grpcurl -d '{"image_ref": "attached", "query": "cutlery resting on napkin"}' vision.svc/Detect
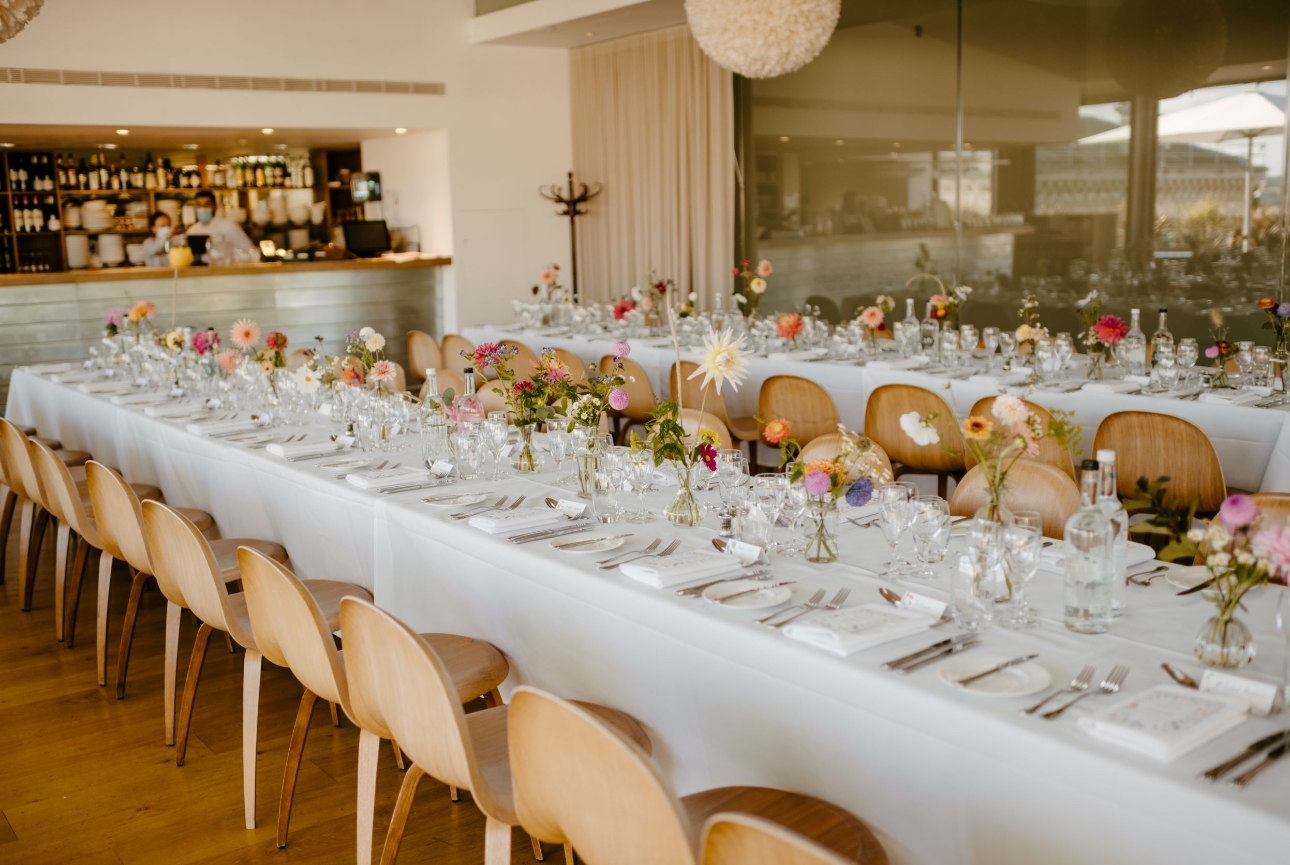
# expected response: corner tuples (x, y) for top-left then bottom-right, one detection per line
(346, 467), (431, 491)
(266, 440), (342, 459)
(619, 550), (743, 589)
(467, 509), (564, 535)
(781, 604), (932, 657)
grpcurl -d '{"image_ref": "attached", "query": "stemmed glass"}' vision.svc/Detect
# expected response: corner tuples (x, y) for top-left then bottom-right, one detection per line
(1177, 337), (1198, 387)
(548, 426), (572, 485)
(998, 331), (1017, 370)
(910, 495), (951, 579)
(1055, 333), (1074, 379)
(1236, 341), (1256, 385)
(456, 430), (484, 480)
(877, 483), (914, 577)
(716, 448), (745, 509)
(483, 411), (510, 479)
(959, 325), (978, 360)
(628, 447), (655, 522)
(780, 480), (809, 556)
(999, 524), (1042, 629)
(982, 326), (1000, 370)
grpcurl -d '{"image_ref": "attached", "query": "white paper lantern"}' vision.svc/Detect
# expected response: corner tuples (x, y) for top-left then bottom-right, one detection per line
(685, 0), (841, 79)
(0, 0), (43, 45)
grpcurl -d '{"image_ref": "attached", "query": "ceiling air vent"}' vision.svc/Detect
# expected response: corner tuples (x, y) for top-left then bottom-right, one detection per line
(0, 68), (445, 96)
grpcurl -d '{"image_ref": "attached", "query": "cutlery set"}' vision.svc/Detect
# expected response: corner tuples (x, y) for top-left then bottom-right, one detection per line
(881, 634), (980, 673)
(1201, 729), (1290, 786)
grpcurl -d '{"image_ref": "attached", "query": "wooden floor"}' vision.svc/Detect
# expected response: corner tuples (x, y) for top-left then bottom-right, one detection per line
(0, 531), (552, 864)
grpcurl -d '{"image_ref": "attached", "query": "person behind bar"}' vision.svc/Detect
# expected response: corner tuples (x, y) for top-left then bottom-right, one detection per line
(183, 189), (255, 256)
(140, 211), (174, 267)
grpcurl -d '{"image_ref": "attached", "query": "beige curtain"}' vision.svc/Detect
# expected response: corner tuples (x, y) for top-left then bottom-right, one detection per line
(571, 25), (735, 309)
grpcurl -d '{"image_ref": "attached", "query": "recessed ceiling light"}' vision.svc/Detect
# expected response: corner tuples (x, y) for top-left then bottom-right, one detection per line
(182, 143), (199, 150)
(779, 136), (790, 143)
(98, 143), (118, 149)
(0, 143), (13, 148)
(834, 139), (844, 146)
(585, 31), (595, 37)
(395, 127), (407, 134)
(262, 128), (274, 135)
(1263, 65), (1273, 70)
(116, 129), (129, 136)
(274, 143), (288, 150)
(892, 142), (901, 148)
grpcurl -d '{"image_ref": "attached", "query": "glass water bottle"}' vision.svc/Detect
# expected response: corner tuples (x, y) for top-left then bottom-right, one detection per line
(1064, 459), (1113, 634)
(1151, 308), (1173, 369)
(1096, 449), (1128, 618)
(1121, 308), (1147, 376)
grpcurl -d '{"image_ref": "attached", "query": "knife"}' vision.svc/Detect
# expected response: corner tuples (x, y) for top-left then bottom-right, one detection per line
(1176, 576), (1216, 596)
(379, 481), (449, 495)
(880, 634), (973, 670)
(510, 523), (592, 544)
(552, 533), (634, 550)
(896, 638), (981, 673)
(1201, 729), (1290, 781)
(676, 570), (772, 596)
(712, 581), (794, 604)
(1230, 739), (1290, 788)
(952, 654), (1039, 687)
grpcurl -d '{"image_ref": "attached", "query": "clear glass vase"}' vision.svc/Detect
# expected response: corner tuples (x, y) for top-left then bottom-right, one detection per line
(574, 424), (600, 499)
(1195, 612), (1256, 668)
(1087, 350), (1104, 380)
(511, 422), (538, 472)
(974, 496), (1011, 602)
(665, 461), (702, 527)
(804, 497), (840, 563)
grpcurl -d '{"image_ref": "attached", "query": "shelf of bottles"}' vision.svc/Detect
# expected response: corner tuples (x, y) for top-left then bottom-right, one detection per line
(1, 147), (347, 275)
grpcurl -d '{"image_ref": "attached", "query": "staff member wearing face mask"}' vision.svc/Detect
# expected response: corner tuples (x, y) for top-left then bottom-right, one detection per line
(184, 189), (255, 253)
(140, 211), (175, 267)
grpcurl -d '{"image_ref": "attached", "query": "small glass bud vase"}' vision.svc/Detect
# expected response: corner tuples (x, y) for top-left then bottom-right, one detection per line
(665, 461), (702, 527)
(511, 421), (538, 473)
(804, 497), (840, 563)
(1195, 613), (1256, 669)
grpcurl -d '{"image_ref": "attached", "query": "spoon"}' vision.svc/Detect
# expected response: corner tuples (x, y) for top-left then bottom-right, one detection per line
(1161, 662), (1200, 689)
(879, 586), (952, 628)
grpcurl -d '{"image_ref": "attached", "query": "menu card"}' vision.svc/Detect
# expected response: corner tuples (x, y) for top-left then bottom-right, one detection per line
(468, 509), (564, 535)
(345, 467), (430, 490)
(782, 604), (931, 657)
(619, 550), (743, 589)
(1077, 684), (1250, 762)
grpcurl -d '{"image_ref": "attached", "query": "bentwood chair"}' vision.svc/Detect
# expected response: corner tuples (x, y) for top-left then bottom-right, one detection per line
(864, 385), (966, 499)
(554, 347), (589, 382)
(509, 686), (887, 865)
(702, 812), (857, 865)
(406, 331), (441, 385)
(680, 409), (733, 450)
(141, 501), (359, 830)
(1093, 411), (1230, 514)
(237, 548), (511, 855)
(669, 361), (760, 448)
(966, 396), (1075, 479)
(0, 419), (90, 600)
(804, 295), (842, 325)
(1252, 492), (1290, 528)
(758, 376), (841, 449)
(286, 348), (312, 370)
(339, 596), (652, 865)
(948, 461), (1080, 539)
(478, 380), (511, 417)
(500, 340), (539, 374)
(441, 334), (475, 371)
(0, 421), (51, 586)
(601, 355), (656, 443)
(799, 435), (894, 484)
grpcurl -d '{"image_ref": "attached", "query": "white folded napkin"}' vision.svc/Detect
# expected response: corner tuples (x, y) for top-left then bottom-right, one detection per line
(146, 403), (203, 418)
(186, 419), (262, 436)
(619, 549), (744, 589)
(1040, 540), (1156, 573)
(968, 371), (1030, 386)
(23, 362), (72, 375)
(864, 356), (931, 371)
(782, 604), (931, 657)
(49, 370), (104, 384)
(766, 349), (829, 362)
(1078, 685), (1250, 762)
(1080, 381), (1141, 394)
(77, 381), (135, 395)
(467, 509), (564, 535)
(110, 392), (169, 406)
(266, 440), (342, 459)
(345, 466), (431, 490)
(1198, 390), (1264, 407)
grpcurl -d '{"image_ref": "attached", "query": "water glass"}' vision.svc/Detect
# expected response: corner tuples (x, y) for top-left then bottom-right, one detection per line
(999, 525), (1041, 629)
(592, 455), (622, 523)
(998, 331), (1017, 370)
(753, 473), (788, 550)
(1055, 332), (1074, 378)
(1236, 341), (1256, 383)
(952, 520), (1000, 631)
(548, 425), (572, 484)
(456, 431), (484, 480)
(1154, 342), (1179, 389)
(939, 331), (960, 368)
(877, 483), (914, 576)
(484, 412), (510, 479)
(910, 497), (951, 579)
(628, 448), (655, 522)
(959, 325), (978, 358)
(1177, 337), (1199, 386)
(780, 480), (810, 555)
(1252, 346), (1273, 389)
(738, 499), (775, 549)
(982, 326), (1000, 369)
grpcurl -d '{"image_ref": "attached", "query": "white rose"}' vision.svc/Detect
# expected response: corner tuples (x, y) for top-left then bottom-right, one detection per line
(365, 333), (386, 352)
(899, 411), (939, 447)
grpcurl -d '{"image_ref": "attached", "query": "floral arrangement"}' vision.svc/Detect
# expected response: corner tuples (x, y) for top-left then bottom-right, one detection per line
(776, 312), (804, 347)
(567, 349), (631, 429)
(733, 259), (772, 312)
(612, 297), (636, 321)
(127, 301), (157, 326)
(779, 423), (892, 503)
(217, 348), (242, 376)
(1076, 289), (1123, 378)
(1015, 293), (1047, 352)
(858, 295), (893, 341)
(906, 273), (970, 328)
(470, 342), (572, 429)
(1205, 325), (1235, 388)
(103, 309), (124, 338)
(254, 331), (288, 372)
(292, 363), (323, 394)
(1257, 296), (1290, 354)
(762, 418), (792, 446)
(192, 328), (219, 356)
(161, 328), (185, 352)
(531, 263), (563, 302)
(344, 326), (388, 380)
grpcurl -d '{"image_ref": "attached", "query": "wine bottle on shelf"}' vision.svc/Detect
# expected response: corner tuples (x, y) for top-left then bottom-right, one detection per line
(16, 160), (28, 191)
(77, 158), (89, 190)
(98, 154), (109, 190)
(156, 158), (169, 190)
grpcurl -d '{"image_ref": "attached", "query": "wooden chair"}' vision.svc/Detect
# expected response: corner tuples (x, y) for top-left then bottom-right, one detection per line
(967, 396), (1075, 479)
(509, 686), (887, 865)
(1093, 411), (1228, 514)
(948, 461), (1080, 539)
(759, 376), (841, 449)
(553, 347), (590, 382)
(238, 548), (511, 856)
(339, 596), (652, 865)
(440, 334), (475, 371)
(864, 385), (966, 498)
(0, 419), (89, 601)
(141, 501), (359, 830)
(680, 409), (733, 450)
(478, 381), (510, 417)
(406, 331), (441, 385)
(669, 361), (760, 448)
(1253, 492), (1290, 528)
(804, 295), (842, 325)
(500, 340), (539, 374)
(601, 355), (657, 443)
(703, 812), (859, 865)
(799, 434), (894, 483)
(286, 348), (312, 370)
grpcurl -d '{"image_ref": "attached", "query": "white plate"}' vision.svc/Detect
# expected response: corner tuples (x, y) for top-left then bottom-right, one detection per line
(702, 579), (792, 610)
(319, 457), (376, 471)
(548, 534), (626, 554)
(1166, 565), (1211, 591)
(938, 653), (1051, 697)
(422, 492), (487, 508)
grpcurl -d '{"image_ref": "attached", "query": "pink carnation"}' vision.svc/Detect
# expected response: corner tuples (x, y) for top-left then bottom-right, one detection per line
(608, 388), (630, 411)
(1205, 345), (1220, 359)
(612, 298), (636, 320)
(804, 470), (832, 497)
(1217, 494), (1260, 531)
(1092, 315), (1128, 346)
(1012, 422), (1039, 458)
(216, 348), (242, 375)
(612, 340), (631, 358)
(1253, 525), (1290, 581)
(756, 259), (773, 278)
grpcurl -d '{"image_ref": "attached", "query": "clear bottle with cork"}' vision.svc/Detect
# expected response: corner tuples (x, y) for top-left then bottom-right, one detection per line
(1095, 449), (1127, 618)
(1064, 459), (1114, 634)
(420, 369), (451, 464)
(453, 368), (484, 429)
(1150, 307), (1173, 368)
(1120, 308), (1147, 376)
(920, 301), (939, 355)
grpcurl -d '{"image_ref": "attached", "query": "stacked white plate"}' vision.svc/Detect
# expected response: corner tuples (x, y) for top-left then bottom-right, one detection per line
(65, 234), (89, 269)
(98, 234), (125, 266)
(157, 199), (181, 224)
(82, 200), (113, 232)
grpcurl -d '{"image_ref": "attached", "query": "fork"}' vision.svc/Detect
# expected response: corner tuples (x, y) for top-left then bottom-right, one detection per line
(598, 538), (660, 567)
(773, 587), (849, 628)
(1127, 565), (1169, 586)
(1043, 664), (1129, 719)
(451, 496), (508, 519)
(1023, 665), (1094, 715)
(757, 589), (825, 626)
(600, 538), (680, 570)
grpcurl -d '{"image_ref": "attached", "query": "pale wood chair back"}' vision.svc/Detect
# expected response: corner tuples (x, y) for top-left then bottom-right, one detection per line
(1093, 411), (1226, 513)
(338, 596), (477, 794)
(478, 380), (510, 416)
(680, 409), (732, 450)
(758, 376), (840, 447)
(1253, 493), (1290, 529)
(966, 396), (1075, 478)
(142, 501), (240, 640)
(0, 418), (39, 502)
(798, 434), (894, 482)
(702, 813), (852, 865)
(500, 340), (539, 373)
(554, 347), (590, 382)
(440, 334), (475, 373)
(864, 385), (966, 473)
(31, 440), (96, 543)
(375, 361), (408, 394)
(86, 461), (153, 575)
(237, 547), (343, 705)
(286, 349), (311, 371)
(669, 361), (734, 427)
(406, 331), (441, 382)
(601, 355), (657, 422)
(948, 461), (1080, 539)
(509, 685), (696, 863)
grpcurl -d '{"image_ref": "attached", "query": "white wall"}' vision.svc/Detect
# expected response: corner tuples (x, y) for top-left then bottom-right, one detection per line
(361, 131), (453, 257)
(0, 0), (573, 332)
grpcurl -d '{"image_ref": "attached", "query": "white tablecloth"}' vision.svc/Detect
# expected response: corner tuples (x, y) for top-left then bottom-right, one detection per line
(9, 369), (1290, 865)
(464, 325), (1290, 493)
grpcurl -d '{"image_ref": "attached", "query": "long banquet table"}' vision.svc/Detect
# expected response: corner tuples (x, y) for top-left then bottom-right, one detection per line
(8, 368), (1290, 865)
(463, 325), (1290, 493)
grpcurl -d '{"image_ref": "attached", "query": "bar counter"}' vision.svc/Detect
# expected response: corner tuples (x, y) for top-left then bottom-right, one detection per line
(0, 256), (449, 402)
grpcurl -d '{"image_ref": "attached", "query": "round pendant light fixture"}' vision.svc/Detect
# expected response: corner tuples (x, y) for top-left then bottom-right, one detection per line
(685, 0), (841, 79)
(0, 0), (43, 45)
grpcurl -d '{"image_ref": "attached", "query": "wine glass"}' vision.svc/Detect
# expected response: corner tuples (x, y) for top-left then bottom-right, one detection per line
(982, 326), (1000, 370)
(1177, 337), (1199, 387)
(998, 331), (1017, 370)
(780, 480), (809, 556)
(716, 448), (743, 507)
(1155, 342), (1179, 390)
(483, 412), (510, 480)
(910, 495), (951, 579)
(548, 425), (572, 485)
(1055, 332), (1074, 379)
(999, 524), (1041, 629)
(876, 483), (914, 577)
(628, 447), (655, 522)
(959, 325), (978, 360)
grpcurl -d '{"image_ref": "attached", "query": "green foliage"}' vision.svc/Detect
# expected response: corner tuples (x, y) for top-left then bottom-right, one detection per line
(1045, 409), (1083, 467)
(643, 400), (691, 467)
(1125, 475), (1199, 563)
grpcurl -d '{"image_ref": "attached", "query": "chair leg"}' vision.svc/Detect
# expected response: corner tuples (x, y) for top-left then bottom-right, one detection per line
(53, 522), (70, 641)
(483, 687), (503, 708)
(937, 472), (948, 500)
(356, 729), (380, 865)
(243, 649), (263, 830)
(330, 701), (341, 727)
(379, 764), (425, 865)
(449, 785), (459, 802)
(175, 622), (214, 767)
(115, 569), (148, 697)
(391, 738), (406, 771)
(97, 555), (117, 687)
(16, 500), (35, 610)
(530, 834), (546, 861)
(276, 688), (318, 848)
(23, 506), (49, 611)
(224, 631), (236, 654)
(565, 845), (576, 865)
(0, 485), (16, 584)
(484, 816), (512, 865)
(64, 539), (91, 648)
(163, 601), (182, 745)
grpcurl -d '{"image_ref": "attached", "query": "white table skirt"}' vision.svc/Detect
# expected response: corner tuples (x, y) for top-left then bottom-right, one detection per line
(9, 369), (1290, 865)
(464, 325), (1290, 494)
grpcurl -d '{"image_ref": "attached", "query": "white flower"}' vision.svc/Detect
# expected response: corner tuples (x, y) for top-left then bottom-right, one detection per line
(688, 291), (698, 303)
(688, 326), (752, 394)
(1187, 528), (1206, 542)
(749, 277), (767, 294)
(369, 359), (395, 382)
(1236, 551), (1255, 566)
(1206, 552), (1232, 570)
(293, 363), (321, 394)
(1076, 290), (1099, 309)
(630, 286), (644, 302)
(734, 294), (747, 305)
(991, 394), (1029, 426)
(953, 284), (972, 300)
(900, 411), (940, 446)
(364, 332), (386, 352)
(359, 326), (375, 340)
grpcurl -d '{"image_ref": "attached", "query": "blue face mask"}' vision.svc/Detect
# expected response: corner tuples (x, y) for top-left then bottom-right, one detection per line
(196, 208), (214, 224)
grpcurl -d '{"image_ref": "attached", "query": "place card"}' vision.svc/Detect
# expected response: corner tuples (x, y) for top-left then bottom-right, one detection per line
(900, 590), (948, 619)
(1078, 684), (1250, 762)
(723, 539), (763, 565)
(318, 402), (334, 417)
(498, 443), (514, 458)
(1199, 670), (1281, 716)
(553, 499), (586, 518)
(428, 460), (455, 478)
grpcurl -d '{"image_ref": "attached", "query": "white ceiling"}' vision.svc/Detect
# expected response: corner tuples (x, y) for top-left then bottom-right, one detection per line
(470, 0), (685, 47)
